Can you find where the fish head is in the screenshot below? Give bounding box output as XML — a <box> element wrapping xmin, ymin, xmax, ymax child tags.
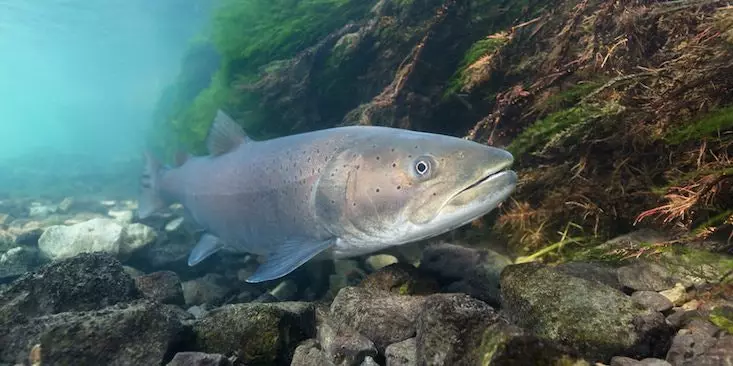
<box><xmin>316</xmin><ymin>128</ymin><xmax>517</xmax><ymax>247</ymax></box>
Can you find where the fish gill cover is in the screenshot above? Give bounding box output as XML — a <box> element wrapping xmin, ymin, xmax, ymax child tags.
<box><xmin>153</xmin><ymin>0</ymin><xmax>732</xmax><ymax>260</ymax></box>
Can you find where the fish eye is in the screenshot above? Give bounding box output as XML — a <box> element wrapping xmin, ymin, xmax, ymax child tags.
<box><xmin>415</xmin><ymin>160</ymin><xmax>430</xmax><ymax>175</ymax></box>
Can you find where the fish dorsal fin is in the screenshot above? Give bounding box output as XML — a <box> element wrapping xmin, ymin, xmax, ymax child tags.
<box><xmin>246</xmin><ymin>238</ymin><xmax>335</xmax><ymax>283</ymax></box>
<box><xmin>206</xmin><ymin>110</ymin><xmax>250</xmax><ymax>156</ymax></box>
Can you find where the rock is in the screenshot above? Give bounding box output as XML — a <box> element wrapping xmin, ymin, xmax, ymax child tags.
<box><xmin>187</xmin><ymin>305</ymin><xmax>209</xmax><ymax>319</ymax></box>
<box><xmin>665</xmin><ymin>328</ymin><xmax>717</xmax><ymax>365</ymax></box>
<box><xmin>57</xmin><ymin>197</ymin><xmax>74</xmax><ymax>213</ymax></box>
<box><xmin>360</xmin><ymin>356</ymin><xmax>379</xmax><ymax>365</ymax></box>
<box><xmin>120</xmin><ymin>222</ymin><xmax>157</xmax><ymax>256</ymax></box>
<box><xmin>0</xmin><ymin>246</ymin><xmax>39</xmax><ymax>280</ymax></box>
<box><xmin>166</xmin><ymin>217</ymin><xmax>185</xmax><ymax>232</ymax></box>
<box><xmin>108</xmin><ymin>209</ymin><xmax>134</xmax><ymax>223</ymax></box>
<box><xmin>617</xmin><ymin>262</ymin><xmax>677</xmax><ymax>292</ymax></box>
<box><xmin>0</xmin><ymin>213</ymin><xmax>14</xmax><ymax>225</ymax></box>
<box><xmin>135</xmin><ymin>271</ymin><xmax>185</xmax><ymax>305</ymax></box>
<box><xmin>554</xmin><ymin>261</ymin><xmax>623</xmax><ymax>290</ymax></box>
<box><xmin>14</xmin><ymin>228</ymin><xmax>43</xmax><ymax>246</ymax></box>
<box><xmin>291</xmin><ymin>339</ymin><xmax>331</xmax><ymax>366</ymax></box>
<box><xmin>415</xmin><ymin>293</ymin><xmax>498</xmax><ymax>366</ymax></box>
<box><xmin>610</xmin><ymin>356</ymin><xmax>671</xmax><ymax>366</ymax></box>
<box><xmin>632</xmin><ymin>291</ymin><xmax>674</xmax><ymax>313</ymax></box>
<box><xmin>0</xmin><ymin>231</ymin><xmax>16</xmax><ymax>253</ymax></box>
<box><xmin>385</xmin><ymin>338</ymin><xmax>416</xmax><ymax>366</ymax></box>
<box><xmin>0</xmin><ymin>300</ymin><xmax>183</xmax><ymax>365</ymax></box>
<box><xmin>166</xmin><ymin>352</ymin><xmax>232</xmax><ymax>366</ymax></box>
<box><xmin>709</xmin><ymin>306</ymin><xmax>733</xmax><ymax>334</ymax></box>
<box><xmin>193</xmin><ymin>302</ymin><xmax>315</xmax><ymax>365</ymax></box>
<box><xmin>419</xmin><ymin>242</ymin><xmax>511</xmax><ymax>306</ymax></box>
<box><xmin>683</xmin><ymin>334</ymin><xmax>733</xmax><ymax>365</ymax></box>
<box><xmin>477</xmin><ymin>321</ymin><xmax>586</xmax><ymax>365</ymax></box>
<box><xmin>253</xmin><ymin>279</ymin><xmax>298</xmax><ymax>303</ymax></box>
<box><xmin>182</xmin><ymin>274</ymin><xmax>232</xmax><ymax>306</ymax></box>
<box><xmin>328</xmin><ymin>260</ymin><xmax>366</xmax><ymax>298</ymax></box>
<box><xmin>657</xmin><ymin>249</ymin><xmax>733</xmax><ymax>287</ymax></box>
<box><xmin>358</xmin><ymin>263</ymin><xmax>439</xmax><ymax>295</ymax></box>
<box><xmin>28</xmin><ymin>203</ymin><xmax>57</xmax><ymax>218</ymax></box>
<box><xmin>0</xmin><ymin>252</ymin><xmax>139</xmax><ymax>327</ymax></box>
<box><xmin>329</xmin><ymin>287</ymin><xmax>426</xmax><ymax>351</ymax></box>
<box><xmin>665</xmin><ymin>309</ymin><xmax>704</xmax><ymax>329</ymax></box>
<box><xmin>659</xmin><ymin>283</ymin><xmax>690</xmax><ymax>306</ymax></box>
<box><xmin>38</xmin><ymin>218</ymin><xmax>125</xmax><ymax>261</ymax></box>
<box><xmin>365</xmin><ymin>254</ymin><xmax>399</xmax><ymax>272</ymax></box>
<box><xmin>681</xmin><ymin>299</ymin><xmax>700</xmax><ymax>311</ymax></box>
<box><xmin>316</xmin><ymin>307</ymin><xmax>378</xmax><ymax>365</ymax></box>
<box><xmin>501</xmin><ymin>262</ymin><xmax>672</xmax><ymax>361</ymax></box>
<box><xmin>123</xmin><ymin>265</ymin><xmax>145</xmax><ymax>277</ymax></box>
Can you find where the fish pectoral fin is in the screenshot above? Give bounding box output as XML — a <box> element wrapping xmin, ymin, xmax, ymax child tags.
<box><xmin>246</xmin><ymin>238</ymin><xmax>335</xmax><ymax>283</ymax></box>
<box><xmin>206</xmin><ymin>109</ymin><xmax>251</xmax><ymax>156</ymax></box>
<box><xmin>188</xmin><ymin>233</ymin><xmax>224</xmax><ymax>266</ymax></box>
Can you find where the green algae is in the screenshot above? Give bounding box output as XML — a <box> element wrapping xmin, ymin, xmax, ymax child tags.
<box><xmin>665</xmin><ymin>105</ymin><xmax>733</xmax><ymax>144</ymax></box>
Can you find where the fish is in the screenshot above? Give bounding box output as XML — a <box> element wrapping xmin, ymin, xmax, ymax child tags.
<box><xmin>139</xmin><ymin>110</ymin><xmax>517</xmax><ymax>283</ymax></box>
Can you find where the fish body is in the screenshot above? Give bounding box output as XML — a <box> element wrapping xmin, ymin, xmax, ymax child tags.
<box><xmin>140</xmin><ymin>111</ymin><xmax>517</xmax><ymax>282</ymax></box>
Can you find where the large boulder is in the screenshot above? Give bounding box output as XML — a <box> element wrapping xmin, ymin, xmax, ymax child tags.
<box><xmin>193</xmin><ymin>302</ymin><xmax>315</xmax><ymax>365</ymax></box>
<box><xmin>500</xmin><ymin>262</ymin><xmax>673</xmax><ymax>362</ymax></box>
<box><xmin>0</xmin><ymin>300</ymin><xmax>184</xmax><ymax>365</ymax></box>
<box><xmin>0</xmin><ymin>252</ymin><xmax>139</xmax><ymax>327</ymax></box>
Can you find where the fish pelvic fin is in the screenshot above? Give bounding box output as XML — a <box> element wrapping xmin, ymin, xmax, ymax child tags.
<box><xmin>138</xmin><ymin>151</ymin><xmax>167</xmax><ymax>219</ymax></box>
<box><xmin>206</xmin><ymin>109</ymin><xmax>251</xmax><ymax>156</ymax></box>
<box><xmin>188</xmin><ymin>233</ymin><xmax>224</xmax><ymax>266</ymax></box>
<box><xmin>246</xmin><ymin>238</ymin><xmax>335</xmax><ymax>283</ymax></box>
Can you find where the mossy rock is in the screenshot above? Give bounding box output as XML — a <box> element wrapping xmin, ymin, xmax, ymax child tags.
<box><xmin>358</xmin><ymin>262</ymin><xmax>440</xmax><ymax>295</ymax></box>
<box><xmin>479</xmin><ymin>322</ymin><xmax>589</xmax><ymax>366</ymax></box>
<box><xmin>657</xmin><ymin>247</ymin><xmax>733</xmax><ymax>286</ymax></box>
<box><xmin>500</xmin><ymin>262</ymin><xmax>673</xmax><ymax>362</ymax></box>
<box><xmin>193</xmin><ymin>302</ymin><xmax>315</xmax><ymax>365</ymax></box>
<box><xmin>709</xmin><ymin>306</ymin><xmax>733</xmax><ymax>334</ymax></box>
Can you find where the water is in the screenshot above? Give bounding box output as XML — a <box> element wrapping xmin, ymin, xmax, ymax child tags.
<box><xmin>0</xmin><ymin>0</ymin><xmax>213</xmax><ymax>198</ymax></box>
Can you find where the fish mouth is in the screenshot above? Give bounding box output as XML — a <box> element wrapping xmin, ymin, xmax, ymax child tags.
<box><xmin>450</xmin><ymin>159</ymin><xmax>516</xmax><ymax>202</ymax></box>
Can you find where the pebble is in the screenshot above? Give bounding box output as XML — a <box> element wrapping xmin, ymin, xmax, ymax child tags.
<box><xmin>659</xmin><ymin>283</ymin><xmax>690</xmax><ymax>306</ymax></box>
<box><xmin>631</xmin><ymin>291</ymin><xmax>674</xmax><ymax>312</ymax></box>
<box><xmin>365</xmin><ymin>254</ymin><xmax>399</xmax><ymax>272</ymax></box>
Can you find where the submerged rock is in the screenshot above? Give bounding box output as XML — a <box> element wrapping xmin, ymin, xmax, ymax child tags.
<box><xmin>0</xmin><ymin>252</ymin><xmax>139</xmax><ymax>327</ymax></box>
<box><xmin>182</xmin><ymin>274</ymin><xmax>232</xmax><ymax>307</ymax></box>
<box><xmin>316</xmin><ymin>306</ymin><xmax>378</xmax><ymax>365</ymax></box>
<box><xmin>501</xmin><ymin>262</ymin><xmax>672</xmax><ymax>362</ymax></box>
<box><xmin>329</xmin><ymin>287</ymin><xmax>426</xmax><ymax>351</ymax></box>
<box><xmin>0</xmin><ymin>246</ymin><xmax>39</xmax><ymax>280</ymax></box>
<box><xmin>415</xmin><ymin>293</ymin><xmax>498</xmax><ymax>365</ymax></box>
<box><xmin>38</xmin><ymin>218</ymin><xmax>156</xmax><ymax>261</ymax></box>
<box><xmin>193</xmin><ymin>302</ymin><xmax>315</xmax><ymax>365</ymax></box>
<box><xmin>617</xmin><ymin>262</ymin><xmax>677</xmax><ymax>292</ymax></box>
<box><xmin>166</xmin><ymin>352</ymin><xmax>232</xmax><ymax>366</ymax></box>
<box><xmin>478</xmin><ymin>321</ymin><xmax>587</xmax><ymax>365</ymax></box>
<box><xmin>631</xmin><ymin>291</ymin><xmax>674</xmax><ymax>313</ymax></box>
<box><xmin>358</xmin><ymin>262</ymin><xmax>439</xmax><ymax>295</ymax></box>
<box><xmin>291</xmin><ymin>339</ymin><xmax>331</xmax><ymax>366</ymax></box>
<box><xmin>1</xmin><ymin>300</ymin><xmax>183</xmax><ymax>365</ymax></box>
<box><xmin>385</xmin><ymin>338</ymin><xmax>417</xmax><ymax>366</ymax></box>
<box><xmin>135</xmin><ymin>271</ymin><xmax>185</xmax><ymax>306</ymax></box>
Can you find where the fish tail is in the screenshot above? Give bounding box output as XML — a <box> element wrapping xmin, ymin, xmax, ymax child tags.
<box><xmin>138</xmin><ymin>151</ymin><xmax>167</xmax><ymax>219</ymax></box>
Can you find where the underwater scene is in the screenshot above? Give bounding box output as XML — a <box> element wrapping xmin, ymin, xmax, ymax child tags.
<box><xmin>1</xmin><ymin>0</ymin><xmax>732</xmax><ymax>365</ymax></box>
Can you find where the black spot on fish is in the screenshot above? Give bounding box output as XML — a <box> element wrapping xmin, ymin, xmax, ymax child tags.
<box><xmin>392</xmin><ymin>163</ymin><xmax>396</xmax><ymax>168</ymax></box>
<box><xmin>376</xmin><ymin>156</ymin><xmax>380</xmax><ymax>160</ymax></box>
<box><xmin>376</xmin><ymin>188</ymin><xmax>380</xmax><ymax>193</ymax></box>
<box><xmin>353</xmin><ymin>203</ymin><xmax>357</xmax><ymax>206</ymax></box>
<box><xmin>391</xmin><ymin>148</ymin><xmax>395</xmax><ymax>152</ymax></box>
<box><xmin>397</xmin><ymin>186</ymin><xmax>401</xmax><ymax>190</ymax></box>
<box><xmin>408</xmin><ymin>155</ymin><xmax>412</xmax><ymax>158</ymax></box>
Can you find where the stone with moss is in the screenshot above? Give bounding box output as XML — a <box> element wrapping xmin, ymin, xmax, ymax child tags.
<box><xmin>500</xmin><ymin>262</ymin><xmax>673</xmax><ymax>362</ymax></box>
<box><xmin>192</xmin><ymin>302</ymin><xmax>315</xmax><ymax>365</ymax></box>
<box><xmin>479</xmin><ymin>322</ymin><xmax>589</xmax><ymax>366</ymax></box>
<box><xmin>358</xmin><ymin>262</ymin><xmax>439</xmax><ymax>295</ymax></box>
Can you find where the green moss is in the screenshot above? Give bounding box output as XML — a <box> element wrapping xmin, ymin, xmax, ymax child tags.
<box><xmin>398</xmin><ymin>283</ymin><xmax>410</xmax><ymax>295</ymax></box>
<box><xmin>507</xmin><ymin>102</ymin><xmax>622</xmax><ymax>157</ymax></box>
<box><xmin>709</xmin><ymin>307</ymin><xmax>733</xmax><ymax>334</ymax></box>
<box><xmin>665</xmin><ymin>105</ymin><xmax>733</xmax><ymax>144</ymax></box>
<box><xmin>444</xmin><ymin>36</ymin><xmax>510</xmax><ymax>96</ymax></box>
<box><xmin>542</xmin><ymin>81</ymin><xmax>606</xmax><ymax>111</ymax></box>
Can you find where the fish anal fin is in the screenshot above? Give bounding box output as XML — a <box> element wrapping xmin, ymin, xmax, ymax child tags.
<box><xmin>246</xmin><ymin>238</ymin><xmax>335</xmax><ymax>283</ymax></box>
<box><xmin>206</xmin><ymin>109</ymin><xmax>251</xmax><ymax>156</ymax></box>
<box><xmin>188</xmin><ymin>233</ymin><xmax>224</xmax><ymax>266</ymax></box>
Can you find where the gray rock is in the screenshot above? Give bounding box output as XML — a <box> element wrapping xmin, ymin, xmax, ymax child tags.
<box><xmin>135</xmin><ymin>271</ymin><xmax>185</xmax><ymax>305</ymax></box>
<box><xmin>554</xmin><ymin>261</ymin><xmax>623</xmax><ymax>290</ymax></box>
<box><xmin>57</xmin><ymin>197</ymin><xmax>74</xmax><ymax>213</ymax></box>
<box><xmin>182</xmin><ymin>274</ymin><xmax>231</xmax><ymax>306</ymax></box>
<box><xmin>665</xmin><ymin>309</ymin><xmax>703</xmax><ymax>329</ymax></box>
<box><xmin>420</xmin><ymin>242</ymin><xmax>511</xmax><ymax>306</ymax></box>
<box><xmin>316</xmin><ymin>307</ymin><xmax>378</xmax><ymax>365</ymax></box>
<box><xmin>632</xmin><ymin>291</ymin><xmax>674</xmax><ymax>312</ymax></box>
<box><xmin>166</xmin><ymin>352</ymin><xmax>232</xmax><ymax>366</ymax></box>
<box><xmin>187</xmin><ymin>305</ymin><xmax>209</xmax><ymax>319</ymax></box>
<box><xmin>291</xmin><ymin>339</ymin><xmax>332</xmax><ymax>366</ymax></box>
<box><xmin>358</xmin><ymin>263</ymin><xmax>439</xmax><ymax>295</ymax></box>
<box><xmin>0</xmin><ymin>246</ymin><xmax>39</xmax><ymax>280</ymax></box>
<box><xmin>0</xmin><ymin>252</ymin><xmax>139</xmax><ymax>327</ymax></box>
<box><xmin>14</xmin><ymin>227</ymin><xmax>43</xmax><ymax>246</ymax></box>
<box><xmin>123</xmin><ymin>265</ymin><xmax>145</xmax><ymax>278</ymax></box>
<box><xmin>385</xmin><ymin>338</ymin><xmax>416</xmax><ymax>366</ymax></box>
<box><xmin>328</xmin><ymin>260</ymin><xmax>366</xmax><ymax>298</ymax></box>
<box><xmin>329</xmin><ymin>287</ymin><xmax>426</xmax><ymax>351</ymax></box>
<box><xmin>683</xmin><ymin>334</ymin><xmax>733</xmax><ymax>365</ymax></box>
<box><xmin>193</xmin><ymin>302</ymin><xmax>315</xmax><ymax>365</ymax></box>
<box><xmin>476</xmin><ymin>321</ymin><xmax>586</xmax><ymax>365</ymax></box>
<box><xmin>665</xmin><ymin>328</ymin><xmax>717</xmax><ymax>365</ymax></box>
<box><xmin>1</xmin><ymin>300</ymin><xmax>183</xmax><ymax>365</ymax></box>
<box><xmin>0</xmin><ymin>213</ymin><xmax>14</xmax><ymax>225</ymax></box>
<box><xmin>28</xmin><ymin>203</ymin><xmax>57</xmax><ymax>218</ymax></box>
<box><xmin>365</xmin><ymin>254</ymin><xmax>399</xmax><ymax>272</ymax></box>
<box><xmin>611</xmin><ymin>356</ymin><xmax>672</xmax><ymax>366</ymax></box>
<box><xmin>415</xmin><ymin>293</ymin><xmax>498</xmax><ymax>365</ymax></box>
<box><xmin>360</xmin><ymin>356</ymin><xmax>379</xmax><ymax>366</ymax></box>
<box><xmin>618</xmin><ymin>262</ymin><xmax>677</xmax><ymax>292</ymax></box>
<box><xmin>501</xmin><ymin>262</ymin><xmax>672</xmax><ymax>362</ymax></box>
<box><xmin>0</xmin><ymin>230</ymin><xmax>15</xmax><ymax>252</ymax></box>
<box><xmin>120</xmin><ymin>222</ymin><xmax>157</xmax><ymax>256</ymax></box>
